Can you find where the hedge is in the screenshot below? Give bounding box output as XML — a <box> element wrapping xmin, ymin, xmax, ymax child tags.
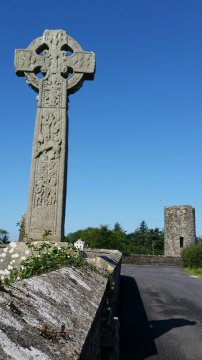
<box><xmin>181</xmin><ymin>244</ymin><xmax>202</xmax><ymax>269</ymax></box>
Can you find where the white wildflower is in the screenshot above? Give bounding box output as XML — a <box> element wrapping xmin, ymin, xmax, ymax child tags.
<box><xmin>0</xmin><ymin>259</ymin><xmax>3</xmax><ymax>262</ymax></box>
<box><xmin>10</xmin><ymin>260</ymin><xmax>16</xmax><ymax>264</ymax></box>
<box><xmin>10</xmin><ymin>243</ymin><xmax>17</xmax><ymax>248</ymax></box>
<box><xmin>4</xmin><ymin>270</ymin><xmax>10</xmax><ymax>276</ymax></box>
<box><xmin>25</xmin><ymin>250</ymin><xmax>30</xmax><ymax>255</ymax></box>
<box><xmin>21</xmin><ymin>256</ymin><xmax>26</xmax><ymax>261</ymax></box>
<box><xmin>2</xmin><ymin>253</ymin><xmax>6</xmax><ymax>258</ymax></box>
<box><xmin>11</xmin><ymin>253</ymin><xmax>19</xmax><ymax>258</ymax></box>
<box><xmin>0</xmin><ymin>275</ymin><xmax>5</xmax><ymax>280</ymax></box>
<box><xmin>7</xmin><ymin>265</ymin><xmax>13</xmax><ymax>271</ymax></box>
<box><xmin>9</xmin><ymin>248</ymin><xmax>14</xmax><ymax>254</ymax></box>
<box><xmin>3</xmin><ymin>248</ymin><xmax>8</xmax><ymax>253</ymax></box>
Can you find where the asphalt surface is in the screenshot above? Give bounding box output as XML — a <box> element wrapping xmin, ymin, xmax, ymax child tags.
<box><xmin>118</xmin><ymin>265</ymin><xmax>202</xmax><ymax>360</ymax></box>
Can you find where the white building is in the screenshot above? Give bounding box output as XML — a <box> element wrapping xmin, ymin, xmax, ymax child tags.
<box><xmin>74</xmin><ymin>239</ymin><xmax>85</xmax><ymax>251</ymax></box>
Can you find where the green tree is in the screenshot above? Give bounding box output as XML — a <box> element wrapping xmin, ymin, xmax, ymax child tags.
<box><xmin>112</xmin><ymin>223</ymin><xmax>129</xmax><ymax>253</ymax></box>
<box><xmin>113</xmin><ymin>222</ymin><xmax>125</xmax><ymax>232</ymax></box>
<box><xmin>196</xmin><ymin>236</ymin><xmax>202</xmax><ymax>244</ymax></box>
<box><xmin>138</xmin><ymin>220</ymin><xmax>149</xmax><ymax>234</ymax></box>
<box><xmin>65</xmin><ymin>221</ymin><xmax>164</xmax><ymax>255</ymax></box>
<box><xmin>148</xmin><ymin>228</ymin><xmax>164</xmax><ymax>254</ymax></box>
<box><xmin>127</xmin><ymin>221</ymin><xmax>164</xmax><ymax>255</ymax></box>
<box><xmin>65</xmin><ymin>224</ymin><xmax>129</xmax><ymax>253</ymax></box>
<box><xmin>0</xmin><ymin>229</ymin><xmax>10</xmax><ymax>244</ymax></box>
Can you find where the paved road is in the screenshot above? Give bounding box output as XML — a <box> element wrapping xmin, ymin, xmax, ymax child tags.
<box><xmin>118</xmin><ymin>265</ymin><xmax>202</xmax><ymax>360</ymax></box>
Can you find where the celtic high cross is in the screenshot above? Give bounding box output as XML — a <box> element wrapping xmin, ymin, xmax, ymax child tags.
<box><xmin>15</xmin><ymin>30</ymin><xmax>95</xmax><ymax>242</ymax></box>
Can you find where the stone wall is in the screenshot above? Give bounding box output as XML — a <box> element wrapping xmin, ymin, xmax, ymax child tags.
<box><xmin>122</xmin><ymin>254</ymin><xmax>181</xmax><ymax>265</ymax></box>
<box><xmin>81</xmin><ymin>250</ymin><xmax>121</xmax><ymax>360</ymax></box>
<box><xmin>164</xmin><ymin>205</ymin><xmax>196</xmax><ymax>256</ymax></box>
<box><xmin>0</xmin><ymin>249</ymin><xmax>121</xmax><ymax>360</ymax></box>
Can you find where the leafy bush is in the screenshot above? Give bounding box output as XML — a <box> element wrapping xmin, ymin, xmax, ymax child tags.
<box><xmin>181</xmin><ymin>244</ymin><xmax>202</xmax><ymax>269</ymax></box>
<box><xmin>0</xmin><ymin>231</ymin><xmax>86</xmax><ymax>287</ymax></box>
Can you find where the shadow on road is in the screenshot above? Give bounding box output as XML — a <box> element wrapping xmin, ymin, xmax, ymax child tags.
<box><xmin>118</xmin><ymin>275</ymin><xmax>196</xmax><ymax>360</ymax></box>
<box><xmin>150</xmin><ymin>318</ymin><xmax>196</xmax><ymax>340</ymax></box>
<box><xmin>118</xmin><ymin>275</ymin><xmax>157</xmax><ymax>359</ymax></box>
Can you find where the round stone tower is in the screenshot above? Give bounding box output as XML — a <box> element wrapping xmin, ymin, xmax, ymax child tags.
<box><xmin>164</xmin><ymin>205</ymin><xmax>196</xmax><ymax>257</ymax></box>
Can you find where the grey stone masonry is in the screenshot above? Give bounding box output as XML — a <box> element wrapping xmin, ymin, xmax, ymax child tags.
<box><xmin>122</xmin><ymin>254</ymin><xmax>181</xmax><ymax>265</ymax></box>
<box><xmin>164</xmin><ymin>205</ymin><xmax>196</xmax><ymax>256</ymax></box>
<box><xmin>0</xmin><ymin>249</ymin><xmax>121</xmax><ymax>360</ymax></box>
<box><xmin>15</xmin><ymin>30</ymin><xmax>95</xmax><ymax>242</ymax></box>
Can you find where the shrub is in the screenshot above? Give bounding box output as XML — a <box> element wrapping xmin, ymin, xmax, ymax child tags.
<box><xmin>181</xmin><ymin>244</ymin><xmax>202</xmax><ymax>269</ymax></box>
<box><xmin>0</xmin><ymin>230</ymin><xmax>86</xmax><ymax>287</ymax></box>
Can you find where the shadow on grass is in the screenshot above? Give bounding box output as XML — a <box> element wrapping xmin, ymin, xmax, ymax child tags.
<box><xmin>118</xmin><ymin>275</ymin><xmax>196</xmax><ymax>360</ymax></box>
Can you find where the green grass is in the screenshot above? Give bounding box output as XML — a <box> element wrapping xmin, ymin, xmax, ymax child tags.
<box><xmin>184</xmin><ymin>268</ymin><xmax>202</xmax><ymax>279</ymax></box>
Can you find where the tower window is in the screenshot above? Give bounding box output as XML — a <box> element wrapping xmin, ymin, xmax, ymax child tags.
<box><xmin>180</xmin><ymin>237</ymin><xmax>184</xmax><ymax>248</ymax></box>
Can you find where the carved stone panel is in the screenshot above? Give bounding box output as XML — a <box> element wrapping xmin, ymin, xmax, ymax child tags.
<box><xmin>27</xmin><ymin>107</ymin><xmax>67</xmax><ymax>239</ymax></box>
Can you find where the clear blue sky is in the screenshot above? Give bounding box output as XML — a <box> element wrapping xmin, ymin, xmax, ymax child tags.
<box><xmin>1</xmin><ymin>0</ymin><xmax>202</xmax><ymax>240</ymax></box>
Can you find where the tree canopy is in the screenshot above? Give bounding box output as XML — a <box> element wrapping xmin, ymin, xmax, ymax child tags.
<box><xmin>65</xmin><ymin>221</ymin><xmax>164</xmax><ymax>255</ymax></box>
<box><xmin>0</xmin><ymin>229</ymin><xmax>10</xmax><ymax>244</ymax></box>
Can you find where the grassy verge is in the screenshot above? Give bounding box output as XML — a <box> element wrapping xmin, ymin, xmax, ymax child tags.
<box><xmin>184</xmin><ymin>268</ymin><xmax>202</xmax><ymax>279</ymax></box>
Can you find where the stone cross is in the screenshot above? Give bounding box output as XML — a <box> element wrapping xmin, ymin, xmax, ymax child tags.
<box><xmin>15</xmin><ymin>30</ymin><xmax>95</xmax><ymax>242</ymax></box>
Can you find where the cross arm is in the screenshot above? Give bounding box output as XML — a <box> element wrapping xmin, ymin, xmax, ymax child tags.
<box><xmin>65</xmin><ymin>51</ymin><xmax>95</xmax><ymax>80</ymax></box>
<box><xmin>15</xmin><ymin>49</ymin><xmax>45</xmax><ymax>76</ymax></box>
